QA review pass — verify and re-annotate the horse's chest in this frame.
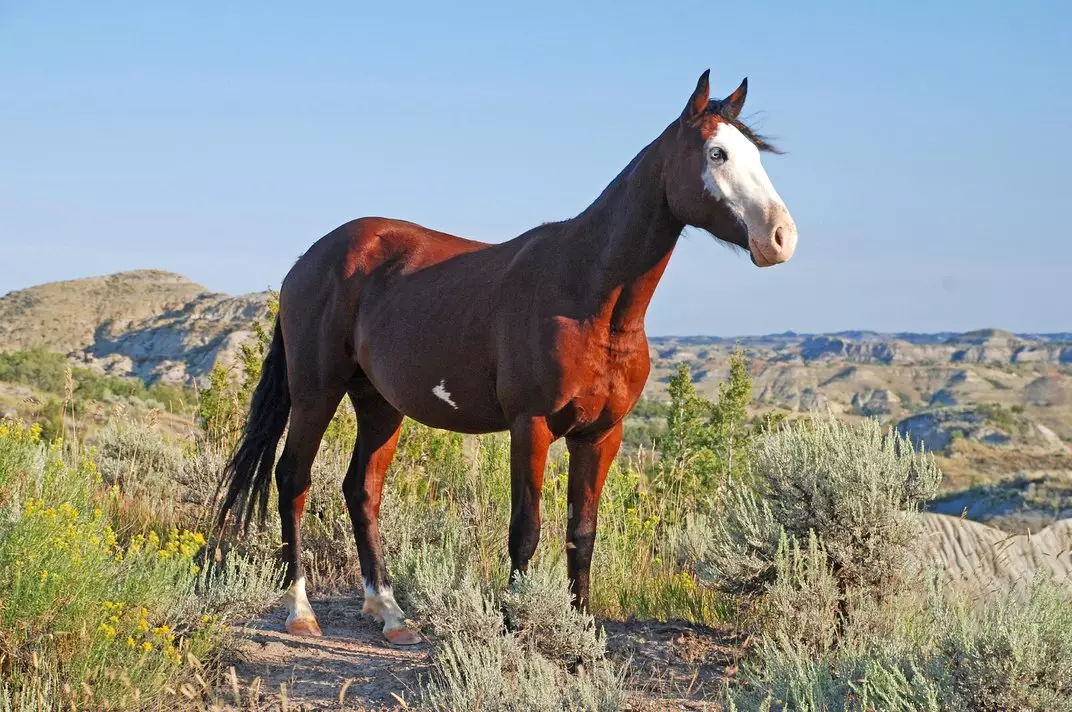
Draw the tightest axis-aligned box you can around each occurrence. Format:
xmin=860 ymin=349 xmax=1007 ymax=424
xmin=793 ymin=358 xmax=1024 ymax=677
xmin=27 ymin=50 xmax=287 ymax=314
xmin=553 ymin=327 xmax=650 ymax=424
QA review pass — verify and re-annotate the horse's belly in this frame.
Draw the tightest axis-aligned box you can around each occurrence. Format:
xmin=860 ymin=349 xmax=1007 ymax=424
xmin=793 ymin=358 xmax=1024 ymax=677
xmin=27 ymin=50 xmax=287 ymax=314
xmin=356 ymin=330 xmax=507 ymax=434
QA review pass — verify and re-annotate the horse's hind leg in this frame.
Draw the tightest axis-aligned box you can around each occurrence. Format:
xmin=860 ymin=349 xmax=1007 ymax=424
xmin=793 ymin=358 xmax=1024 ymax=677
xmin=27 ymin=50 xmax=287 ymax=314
xmin=342 ymin=381 xmax=418 ymax=645
xmin=278 ymin=394 xmax=343 ymax=636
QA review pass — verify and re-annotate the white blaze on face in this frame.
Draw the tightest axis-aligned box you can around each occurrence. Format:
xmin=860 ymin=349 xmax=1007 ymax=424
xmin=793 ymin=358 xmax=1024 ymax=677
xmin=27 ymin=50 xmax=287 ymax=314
xmin=702 ymin=122 xmax=793 ymax=264
xmin=433 ymin=379 xmax=458 ymax=409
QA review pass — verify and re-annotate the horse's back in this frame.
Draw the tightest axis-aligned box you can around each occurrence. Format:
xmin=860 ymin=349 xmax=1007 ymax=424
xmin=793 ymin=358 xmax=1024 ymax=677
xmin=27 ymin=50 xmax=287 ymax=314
xmin=341 ymin=217 xmax=493 ymax=277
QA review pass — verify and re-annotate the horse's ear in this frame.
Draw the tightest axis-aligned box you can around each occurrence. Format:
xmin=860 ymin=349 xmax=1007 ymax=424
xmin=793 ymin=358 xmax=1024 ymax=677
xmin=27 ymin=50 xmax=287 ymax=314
xmin=723 ymin=77 xmax=748 ymax=120
xmin=682 ymin=69 xmax=710 ymax=123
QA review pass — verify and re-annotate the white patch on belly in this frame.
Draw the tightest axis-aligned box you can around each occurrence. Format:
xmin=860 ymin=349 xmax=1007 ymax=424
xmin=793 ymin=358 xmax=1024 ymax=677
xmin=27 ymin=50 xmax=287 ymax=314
xmin=432 ymin=379 xmax=458 ymax=409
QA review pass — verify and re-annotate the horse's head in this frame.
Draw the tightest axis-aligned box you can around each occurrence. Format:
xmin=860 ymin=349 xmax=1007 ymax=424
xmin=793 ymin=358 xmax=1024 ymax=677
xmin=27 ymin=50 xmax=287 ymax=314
xmin=663 ymin=70 xmax=796 ymax=267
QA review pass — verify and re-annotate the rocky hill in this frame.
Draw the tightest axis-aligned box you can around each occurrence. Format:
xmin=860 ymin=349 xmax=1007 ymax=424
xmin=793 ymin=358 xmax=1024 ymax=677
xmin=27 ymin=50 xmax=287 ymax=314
xmin=0 ymin=271 xmax=272 ymax=383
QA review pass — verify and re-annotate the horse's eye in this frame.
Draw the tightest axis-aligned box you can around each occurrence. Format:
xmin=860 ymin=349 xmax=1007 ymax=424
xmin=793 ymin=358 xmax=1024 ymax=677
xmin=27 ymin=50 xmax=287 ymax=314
xmin=708 ymin=147 xmax=727 ymax=162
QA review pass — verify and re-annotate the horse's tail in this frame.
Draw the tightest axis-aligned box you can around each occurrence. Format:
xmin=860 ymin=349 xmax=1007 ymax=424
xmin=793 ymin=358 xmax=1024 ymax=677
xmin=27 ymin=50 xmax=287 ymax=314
xmin=215 ymin=317 xmax=291 ymax=534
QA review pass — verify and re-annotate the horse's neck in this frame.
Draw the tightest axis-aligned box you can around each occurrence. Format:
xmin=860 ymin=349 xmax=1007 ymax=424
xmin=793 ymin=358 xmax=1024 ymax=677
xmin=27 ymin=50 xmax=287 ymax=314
xmin=568 ymin=139 xmax=683 ymax=333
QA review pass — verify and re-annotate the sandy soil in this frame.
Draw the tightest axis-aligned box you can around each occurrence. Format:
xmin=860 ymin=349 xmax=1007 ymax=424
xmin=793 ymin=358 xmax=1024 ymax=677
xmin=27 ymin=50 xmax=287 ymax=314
xmin=226 ymin=592 xmax=429 ymax=710
xmin=222 ymin=592 xmax=740 ymax=711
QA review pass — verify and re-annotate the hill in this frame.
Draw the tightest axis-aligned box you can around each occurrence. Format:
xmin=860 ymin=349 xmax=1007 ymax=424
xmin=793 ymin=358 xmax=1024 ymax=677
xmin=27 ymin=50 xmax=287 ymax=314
xmin=0 ymin=270 xmax=272 ymax=383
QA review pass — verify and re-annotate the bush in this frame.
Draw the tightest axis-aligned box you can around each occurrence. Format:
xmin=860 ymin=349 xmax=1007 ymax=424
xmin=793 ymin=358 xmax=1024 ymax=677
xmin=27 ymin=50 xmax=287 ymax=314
xmin=0 ymin=419 xmax=279 ymax=709
xmin=417 ymin=563 xmax=625 ymax=711
xmin=683 ymin=417 xmax=942 ymax=597
xmin=0 ymin=349 xmax=195 ymax=416
xmin=92 ymin=418 xmax=188 ymax=501
xmin=705 ymin=417 xmax=1072 ymax=710
xmin=652 ymin=350 xmax=754 ymax=503
xmin=726 ymin=574 xmax=1072 ymax=712
xmin=938 ymin=574 xmax=1072 ymax=711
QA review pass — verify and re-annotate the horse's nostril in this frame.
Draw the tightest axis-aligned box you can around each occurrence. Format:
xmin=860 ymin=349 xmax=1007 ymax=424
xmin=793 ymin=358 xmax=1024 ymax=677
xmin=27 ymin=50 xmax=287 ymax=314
xmin=773 ymin=226 xmax=786 ymax=250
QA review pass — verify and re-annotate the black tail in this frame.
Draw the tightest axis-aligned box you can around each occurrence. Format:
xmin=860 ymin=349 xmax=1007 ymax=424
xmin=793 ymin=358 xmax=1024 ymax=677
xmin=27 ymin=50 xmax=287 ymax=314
xmin=215 ymin=318 xmax=291 ymax=534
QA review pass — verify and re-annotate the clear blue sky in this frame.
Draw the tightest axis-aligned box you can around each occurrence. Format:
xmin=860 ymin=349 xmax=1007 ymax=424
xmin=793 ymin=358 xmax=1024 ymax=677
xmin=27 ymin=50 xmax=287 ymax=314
xmin=2 ymin=1 xmax=1069 ymax=336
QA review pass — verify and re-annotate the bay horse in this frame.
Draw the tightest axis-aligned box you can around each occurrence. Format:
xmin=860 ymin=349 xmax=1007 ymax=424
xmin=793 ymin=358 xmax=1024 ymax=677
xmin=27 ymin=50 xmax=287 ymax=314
xmin=217 ymin=70 xmax=797 ymax=645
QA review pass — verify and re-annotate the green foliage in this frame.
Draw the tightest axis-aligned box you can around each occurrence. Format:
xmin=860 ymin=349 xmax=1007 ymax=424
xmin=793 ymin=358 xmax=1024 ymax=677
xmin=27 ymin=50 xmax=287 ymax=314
xmin=0 ymin=419 xmax=280 ymax=709
xmin=0 ymin=349 xmax=69 ymax=393
xmin=727 ymin=573 xmax=1072 ymax=712
xmin=682 ymin=418 xmax=942 ymax=598
xmin=92 ymin=419 xmax=188 ymax=502
xmin=629 ymin=396 xmax=671 ymax=420
xmin=704 ymin=416 xmax=1072 ymax=710
xmin=976 ymin=402 xmax=1020 ymax=433
xmin=415 ymin=561 xmax=625 ymax=711
xmin=0 ymin=349 xmax=196 ymax=431
xmin=937 ymin=574 xmax=1072 ymax=711
xmin=652 ymin=349 xmax=755 ymax=503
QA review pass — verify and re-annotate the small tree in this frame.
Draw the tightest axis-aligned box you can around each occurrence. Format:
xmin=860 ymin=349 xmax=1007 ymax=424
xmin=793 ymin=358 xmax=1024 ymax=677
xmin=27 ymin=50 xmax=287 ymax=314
xmin=709 ymin=350 xmax=753 ymax=484
xmin=653 ymin=349 xmax=755 ymax=501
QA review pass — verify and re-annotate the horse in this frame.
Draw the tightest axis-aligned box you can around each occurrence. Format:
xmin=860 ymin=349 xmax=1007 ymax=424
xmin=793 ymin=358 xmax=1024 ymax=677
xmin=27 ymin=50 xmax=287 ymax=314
xmin=217 ymin=70 xmax=797 ymax=645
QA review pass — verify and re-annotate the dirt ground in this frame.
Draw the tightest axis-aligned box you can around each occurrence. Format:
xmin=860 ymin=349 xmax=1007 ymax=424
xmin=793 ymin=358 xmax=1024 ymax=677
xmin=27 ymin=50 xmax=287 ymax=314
xmin=223 ymin=591 xmax=739 ymax=711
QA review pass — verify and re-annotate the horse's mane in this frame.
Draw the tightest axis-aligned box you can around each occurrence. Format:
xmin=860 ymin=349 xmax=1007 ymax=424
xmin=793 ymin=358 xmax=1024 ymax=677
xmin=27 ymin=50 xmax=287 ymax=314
xmin=705 ymin=99 xmax=782 ymax=154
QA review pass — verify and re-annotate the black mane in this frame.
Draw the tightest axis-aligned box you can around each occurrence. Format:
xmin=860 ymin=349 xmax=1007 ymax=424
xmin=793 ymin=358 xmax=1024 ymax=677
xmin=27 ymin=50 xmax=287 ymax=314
xmin=707 ymin=100 xmax=781 ymax=154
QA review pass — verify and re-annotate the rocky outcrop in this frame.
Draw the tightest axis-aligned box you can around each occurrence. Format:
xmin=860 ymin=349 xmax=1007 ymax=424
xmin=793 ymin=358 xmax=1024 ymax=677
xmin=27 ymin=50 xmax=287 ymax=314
xmin=0 ymin=271 xmax=271 ymax=385
xmin=0 ymin=271 xmax=206 ymax=355
xmin=851 ymin=388 xmax=897 ymax=416
xmin=915 ymin=513 xmax=1072 ymax=598
xmin=896 ymin=407 xmax=1011 ymax=453
xmin=74 ymin=292 xmax=271 ymax=383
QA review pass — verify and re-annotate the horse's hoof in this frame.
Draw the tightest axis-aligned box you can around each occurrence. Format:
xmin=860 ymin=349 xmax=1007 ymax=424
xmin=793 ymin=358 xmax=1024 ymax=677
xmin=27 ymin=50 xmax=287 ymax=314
xmin=384 ymin=626 xmax=421 ymax=646
xmin=286 ymin=617 xmax=323 ymax=637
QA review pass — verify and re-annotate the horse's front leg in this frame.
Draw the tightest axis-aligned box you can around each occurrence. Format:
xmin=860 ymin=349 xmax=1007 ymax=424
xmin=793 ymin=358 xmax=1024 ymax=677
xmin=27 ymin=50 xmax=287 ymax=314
xmin=508 ymin=417 xmax=554 ymax=579
xmin=564 ymin=422 xmax=623 ymax=611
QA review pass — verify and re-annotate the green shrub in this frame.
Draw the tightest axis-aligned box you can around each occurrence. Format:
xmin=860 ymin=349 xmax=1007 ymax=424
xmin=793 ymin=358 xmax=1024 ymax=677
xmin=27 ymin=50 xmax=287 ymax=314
xmin=683 ymin=418 xmax=942 ymax=597
xmin=0 ymin=349 xmax=195 ymax=417
xmin=726 ymin=575 xmax=1072 ymax=712
xmin=937 ymin=574 xmax=1072 ymax=711
xmin=976 ymin=402 xmax=1020 ymax=433
xmin=92 ymin=419 xmax=188 ymax=501
xmin=707 ymin=417 xmax=1072 ymax=710
xmin=417 ymin=564 xmax=625 ymax=711
xmin=652 ymin=350 xmax=754 ymax=503
xmin=0 ymin=420 xmax=279 ymax=709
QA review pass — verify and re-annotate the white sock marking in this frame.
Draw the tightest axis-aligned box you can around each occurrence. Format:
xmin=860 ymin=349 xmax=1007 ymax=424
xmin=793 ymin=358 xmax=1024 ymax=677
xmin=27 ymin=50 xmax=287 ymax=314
xmin=432 ymin=379 xmax=458 ymax=409
xmin=363 ymin=582 xmax=407 ymax=631
xmin=284 ymin=576 xmax=316 ymax=624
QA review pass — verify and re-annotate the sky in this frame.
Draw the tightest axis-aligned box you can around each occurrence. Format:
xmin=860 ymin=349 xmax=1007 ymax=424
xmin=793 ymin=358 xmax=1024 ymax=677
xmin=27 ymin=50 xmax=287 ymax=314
xmin=1 ymin=1 xmax=1069 ymax=336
